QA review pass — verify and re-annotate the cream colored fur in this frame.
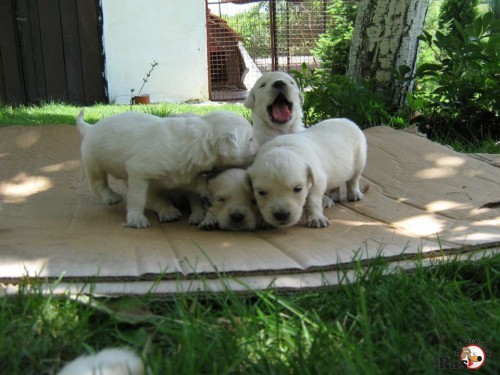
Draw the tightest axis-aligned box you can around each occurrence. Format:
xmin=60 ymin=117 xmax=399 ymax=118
xmin=199 ymin=169 xmax=259 ymax=231
xmin=77 ymin=110 xmax=257 ymax=228
xmin=57 ymin=348 xmax=144 ymax=375
xmin=244 ymin=71 xmax=304 ymax=145
xmin=246 ymin=118 xmax=367 ymax=228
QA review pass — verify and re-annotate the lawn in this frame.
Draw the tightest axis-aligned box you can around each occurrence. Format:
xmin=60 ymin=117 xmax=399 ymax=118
xmin=1 ymin=253 xmax=498 ymax=374
xmin=0 ymin=103 xmax=498 ymax=374
xmin=0 ymin=102 xmax=251 ymax=126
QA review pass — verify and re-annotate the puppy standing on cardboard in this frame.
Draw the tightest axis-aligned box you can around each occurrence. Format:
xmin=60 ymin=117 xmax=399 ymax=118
xmin=77 ymin=110 xmax=257 ymax=228
xmin=246 ymin=118 xmax=367 ymax=228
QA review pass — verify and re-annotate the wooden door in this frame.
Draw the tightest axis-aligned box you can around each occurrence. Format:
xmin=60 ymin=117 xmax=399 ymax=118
xmin=0 ymin=0 xmax=106 ymax=105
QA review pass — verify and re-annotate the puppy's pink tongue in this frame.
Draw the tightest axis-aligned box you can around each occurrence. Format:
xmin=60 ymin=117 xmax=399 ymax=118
xmin=272 ymin=103 xmax=291 ymax=123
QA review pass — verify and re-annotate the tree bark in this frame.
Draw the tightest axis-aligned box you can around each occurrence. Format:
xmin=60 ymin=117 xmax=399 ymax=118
xmin=347 ymin=0 xmax=429 ymax=109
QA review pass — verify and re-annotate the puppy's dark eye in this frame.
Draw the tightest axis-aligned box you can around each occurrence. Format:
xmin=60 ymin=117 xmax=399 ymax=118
xmin=257 ymin=190 xmax=267 ymax=196
xmin=293 ymin=186 xmax=302 ymax=193
xmin=216 ymin=196 xmax=226 ymax=203
xmin=260 ymin=83 xmax=266 ymax=88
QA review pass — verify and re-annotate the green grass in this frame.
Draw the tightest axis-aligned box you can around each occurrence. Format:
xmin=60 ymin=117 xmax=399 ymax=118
xmin=443 ymin=136 xmax=500 ymax=154
xmin=1 ymin=253 xmax=498 ymax=374
xmin=0 ymin=102 xmax=251 ymax=126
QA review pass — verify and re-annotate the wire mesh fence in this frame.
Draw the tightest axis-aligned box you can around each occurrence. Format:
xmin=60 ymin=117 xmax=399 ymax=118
xmin=206 ymin=0 xmax=334 ymax=101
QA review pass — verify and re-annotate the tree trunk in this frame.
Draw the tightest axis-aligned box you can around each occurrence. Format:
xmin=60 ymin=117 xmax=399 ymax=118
xmin=347 ymin=0 xmax=429 ymax=109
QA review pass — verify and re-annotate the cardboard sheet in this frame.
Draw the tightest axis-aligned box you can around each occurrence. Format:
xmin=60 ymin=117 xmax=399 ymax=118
xmin=1 ymin=125 xmax=498 ymax=294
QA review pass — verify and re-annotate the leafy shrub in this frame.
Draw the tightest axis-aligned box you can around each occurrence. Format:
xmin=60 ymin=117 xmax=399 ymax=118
xmin=312 ymin=0 xmax=358 ymax=75
xmin=292 ymin=64 xmax=399 ymax=128
xmin=414 ymin=12 xmax=500 ymax=118
xmin=438 ymin=0 xmax=480 ymax=34
xmin=487 ymin=0 xmax=500 ymax=19
xmin=401 ymin=12 xmax=500 ymax=147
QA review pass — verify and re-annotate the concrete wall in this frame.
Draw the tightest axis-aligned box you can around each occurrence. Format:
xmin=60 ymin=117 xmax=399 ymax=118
xmin=101 ymin=0 xmax=209 ymax=104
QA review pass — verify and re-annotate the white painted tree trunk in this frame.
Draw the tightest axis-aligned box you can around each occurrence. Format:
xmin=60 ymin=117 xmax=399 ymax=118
xmin=347 ymin=0 xmax=430 ymax=109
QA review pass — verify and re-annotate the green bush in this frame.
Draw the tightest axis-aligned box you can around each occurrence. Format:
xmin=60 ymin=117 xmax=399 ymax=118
xmin=414 ymin=12 xmax=500 ymax=118
xmin=487 ymin=0 xmax=500 ymax=19
xmin=292 ymin=64 xmax=399 ymax=128
xmin=312 ymin=0 xmax=358 ymax=75
xmin=438 ymin=0 xmax=480 ymax=34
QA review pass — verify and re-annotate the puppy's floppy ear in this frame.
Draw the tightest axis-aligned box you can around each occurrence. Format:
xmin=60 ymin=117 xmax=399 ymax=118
xmin=217 ymin=132 xmax=239 ymax=157
xmin=244 ymin=171 xmax=253 ymax=193
xmin=244 ymin=91 xmax=255 ymax=110
xmin=298 ymin=90 xmax=304 ymax=106
xmin=306 ymin=164 xmax=314 ymax=189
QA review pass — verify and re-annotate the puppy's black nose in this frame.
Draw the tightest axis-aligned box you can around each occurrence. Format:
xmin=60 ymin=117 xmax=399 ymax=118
xmin=273 ymin=210 xmax=290 ymax=222
xmin=272 ymin=80 xmax=286 ymax=89
xmin=230 ymin=212 xmax=245 ymax=223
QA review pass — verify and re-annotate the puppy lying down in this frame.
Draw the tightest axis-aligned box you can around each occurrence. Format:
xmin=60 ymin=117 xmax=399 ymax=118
xmin=77 ymin=110 xmax=257 ymax=228
xmin=246 ymin=118 xmax=367 ymax=228
xmin=199 ymin=168 xmax=259 ymax=231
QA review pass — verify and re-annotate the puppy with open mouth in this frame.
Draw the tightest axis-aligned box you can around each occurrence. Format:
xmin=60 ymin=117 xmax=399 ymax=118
xmin=244 ymin=71 xmax=304 ymax=145
xmin=246 ymin=118 xmax=367 ymax=229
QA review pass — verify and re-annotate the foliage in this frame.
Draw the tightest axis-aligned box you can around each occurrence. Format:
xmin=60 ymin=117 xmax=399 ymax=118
xmin=487 ymin=0 xmax=500 ymax=18
xmin=1 ymin=254 xmax=498 ymax=374
xmin=312 ymin=0 xmax=358 ymax=75
xmin=413 ymin=12 xmax=500 ymax=118
xmin=394 ymin=12 xmax=500 ymax=148
xmin=292 ymin=63 xmax=400 ymax=128
xmin=417 ymin=0 xmax=444 ymax=67
xmin=438 ymin=0 xmax=480 ymax=34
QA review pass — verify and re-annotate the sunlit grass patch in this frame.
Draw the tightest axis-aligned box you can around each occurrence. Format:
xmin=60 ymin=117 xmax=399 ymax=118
xmin=0 ymin=101 xmax=251 ymax=126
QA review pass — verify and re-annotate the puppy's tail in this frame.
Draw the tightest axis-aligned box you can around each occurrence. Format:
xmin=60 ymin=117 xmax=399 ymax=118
xmin=76 ymin=108 xmax=90 ymax=137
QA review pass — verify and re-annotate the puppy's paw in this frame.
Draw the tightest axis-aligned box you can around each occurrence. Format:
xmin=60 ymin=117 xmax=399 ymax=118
xmin=329 ymin=191 xmax=341 ymax=203
xmin=201 ymin=194 xmax=213 ymax=207
xmin=199 ymin=215 xmax=219 ymax=230
xmin=322 ymin=194 xmax=335 ymax=208
xmin=102 ymin=191 xmax=123 ymax=205
xmin=157 ymin=207 xmax=182 ymax=222
xmin=307 ymin=214 xmax=330 ymax=228
xmin=347 ymin=190 xmax=364 ymax=202
xmin=127 ymin=212 xmax=150 ymax=228
xmin=258 ymin=218 xmax=276 ymax=230
xmin=188 ymin=211 xmax=206 ymax=225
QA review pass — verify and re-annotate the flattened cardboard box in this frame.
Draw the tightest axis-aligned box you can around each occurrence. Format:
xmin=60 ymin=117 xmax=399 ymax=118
xmin=0 ymin=125 xmax=498 ymax=294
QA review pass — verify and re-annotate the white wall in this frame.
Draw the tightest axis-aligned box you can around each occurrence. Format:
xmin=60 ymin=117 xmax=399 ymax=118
xmin=101 ymin=0 xmax=209 ymax=104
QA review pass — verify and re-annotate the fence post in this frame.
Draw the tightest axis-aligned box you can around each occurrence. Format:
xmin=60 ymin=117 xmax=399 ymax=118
xmin=269 ymin=0 xmax=278 ymax=71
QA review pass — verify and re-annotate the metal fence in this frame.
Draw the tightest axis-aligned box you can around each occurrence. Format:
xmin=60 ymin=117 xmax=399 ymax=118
xmin=206 ymin=0 xmax=332 ymax=101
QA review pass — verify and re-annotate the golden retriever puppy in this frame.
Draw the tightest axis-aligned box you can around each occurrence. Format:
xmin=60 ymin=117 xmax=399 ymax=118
xmin=244 ymin=71 xmax=304 ymax=145
xmin=57 ymin=348 xmax=144 ymax=375
xmin=246 ymin=118 xmax=367 ymax=228
xmin=199 ymin=169 xmax=259 ymax=231
xmin=77 ymin=110 xmax=257 ymax=228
